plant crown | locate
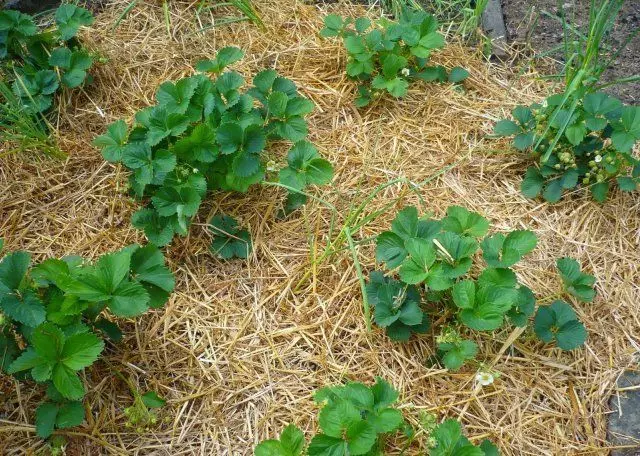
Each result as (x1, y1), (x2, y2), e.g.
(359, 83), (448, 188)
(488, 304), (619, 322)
(494, 91), (640, 202)
(0, 6), (95, 117)
(93, 46), (333, 247)
(368, 205), (590, 370)
(0, 242), (174, 438)
(320, 10), (468, 107)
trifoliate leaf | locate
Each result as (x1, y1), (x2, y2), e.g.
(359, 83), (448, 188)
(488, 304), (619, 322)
(441, 206), (489, 238)
(430, 419), (485, 456)
(55, 5), (94, 41)
(195, 46), (244, 73)
(375, 232), (407, 268)
(556, 257), (596, 302)
(534, 300), (586, 350)
(92, 120), (129, 162)
(146, 108), (190, 146)
(132, 208), (175, 247)
(507, 285), (536, 327)
(209, 215), (252, 260)
(255, 423), (305, 456)
(616, 176), (638, 192)
(438, 339), (478, 371)
(156, 77), (198, 114)
(590, 181), (609, 203)
(130, 244), (174, 308)
(459, 285), (515, 331)
(481, 230), (537, 268)
(0, 291), (46, 328)
(611, 106), (640, 153)
(398, 238), (436, 284)
(217, 122), (244, 154)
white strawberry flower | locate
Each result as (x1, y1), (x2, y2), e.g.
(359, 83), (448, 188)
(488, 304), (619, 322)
(475, 371), (494, 386)
(401, 67), (410, 77)
(594, 155), (602, 163)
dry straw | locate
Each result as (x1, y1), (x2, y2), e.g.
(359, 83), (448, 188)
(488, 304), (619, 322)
(1, 0), (639, 454)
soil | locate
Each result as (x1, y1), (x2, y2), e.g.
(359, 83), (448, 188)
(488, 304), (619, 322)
(501, 0), (640, 104)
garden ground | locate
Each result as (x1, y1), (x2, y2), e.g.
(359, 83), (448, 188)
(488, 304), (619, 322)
(0, 0), (639, 454)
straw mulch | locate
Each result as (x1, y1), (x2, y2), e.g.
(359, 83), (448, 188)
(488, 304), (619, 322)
(1, 0), (639, 454)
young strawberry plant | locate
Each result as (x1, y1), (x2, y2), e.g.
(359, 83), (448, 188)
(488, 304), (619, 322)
(320, 9), (468, 107)
(255, 378), (406, 455)
(0, 5), (95, 145)
(494, 91), (640, 202)
(427, 419), (499, 455)
(0, 242), (175, 439)
(93, 47), (333, 248)
(367, 205), (588, 370)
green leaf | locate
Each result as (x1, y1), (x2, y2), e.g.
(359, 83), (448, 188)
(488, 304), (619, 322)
(494, 120), (520, 136)
(611, 106), (640, 153)
(196, 46), (244, 73)
(107, 280), (150, 317)
(481, 230), (537, 268)
(399, 238), (436, 284)
(345, 420), (376, 454)
(375, 232), (407, 269)
(616, 176), (637, 192)
(93, 120), (129, 162)
(209, 215), (252, 260)
(590, 181), (609, 203)
(534, 300), (586, 350)
(0, 250), (30, 292)
(556, 257), (596, 303)
(542, 178), (564, 203)
(477, 267), (517, 289)
(438, 339), (478, 371)
(448, 67), (469, 83)
(1, 291), (46, 328)
(56, 400), (85, 429)
(156, 77), (198, 114)
(268, 91), (289, 118)
(452, 280), (475, 309)
(459, 285), (515, 331)
(308, 434), (347, 456)
(132, 208), (175, 247)
(35, 401), (58, 438)
(521, 167), (544, 199)
(146, 108), (189, 145)
(55, 4), (94, 41)
(61, 332), (104, 371)
(441, 206), (489, 238)
(217, 122), (244, 154)
(52, 363), (85, 400)
(141, 391), (166, 408)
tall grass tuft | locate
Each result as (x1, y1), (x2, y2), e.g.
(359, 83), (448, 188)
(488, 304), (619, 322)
(0, 81), (62, 158)
(534, 0), (639, 162)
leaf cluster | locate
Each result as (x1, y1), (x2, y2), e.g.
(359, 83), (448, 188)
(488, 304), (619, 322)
(255, 378), (405, 455)
(0, 5), (94, 118)
(428, 419), (499, 456)
(93, 47), (333, 247)
(0, 243), (174, 438)
(320, 10), (468, 107)
(494, 91), (640, 202)
(368, 205), (588, 370)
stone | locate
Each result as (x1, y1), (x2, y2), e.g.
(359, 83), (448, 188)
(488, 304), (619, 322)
(608, 371), (640, 456)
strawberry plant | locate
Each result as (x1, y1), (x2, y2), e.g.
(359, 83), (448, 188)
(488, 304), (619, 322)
(494, 91), (640, 202)
(255, 378), (406, 455)
(209, 214), (252, 259)
(427, 419), (499, 455)
(368, 205), (588, 370)
(320, 9), (468, 107)
(93, 47), (333, 248)
(0, 242), (174, 439)
(0, 5), (94, 117)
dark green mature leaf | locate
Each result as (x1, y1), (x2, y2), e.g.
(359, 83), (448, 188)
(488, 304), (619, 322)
(49, 47), (93, 88)
(375, 232), (407, 268)
(0, 327), (19, 373)
(156, 77), (198, 114)
(521, 167), (544, 199)
(132, 208), (175, 247)
(494, 120), (521, 136)
(55, 4), (94, 41)
(556, 257), (596, 302)
(35, 401), (58, 438)
(534, 300), (586, 350)
(209, 215), (252, 260)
